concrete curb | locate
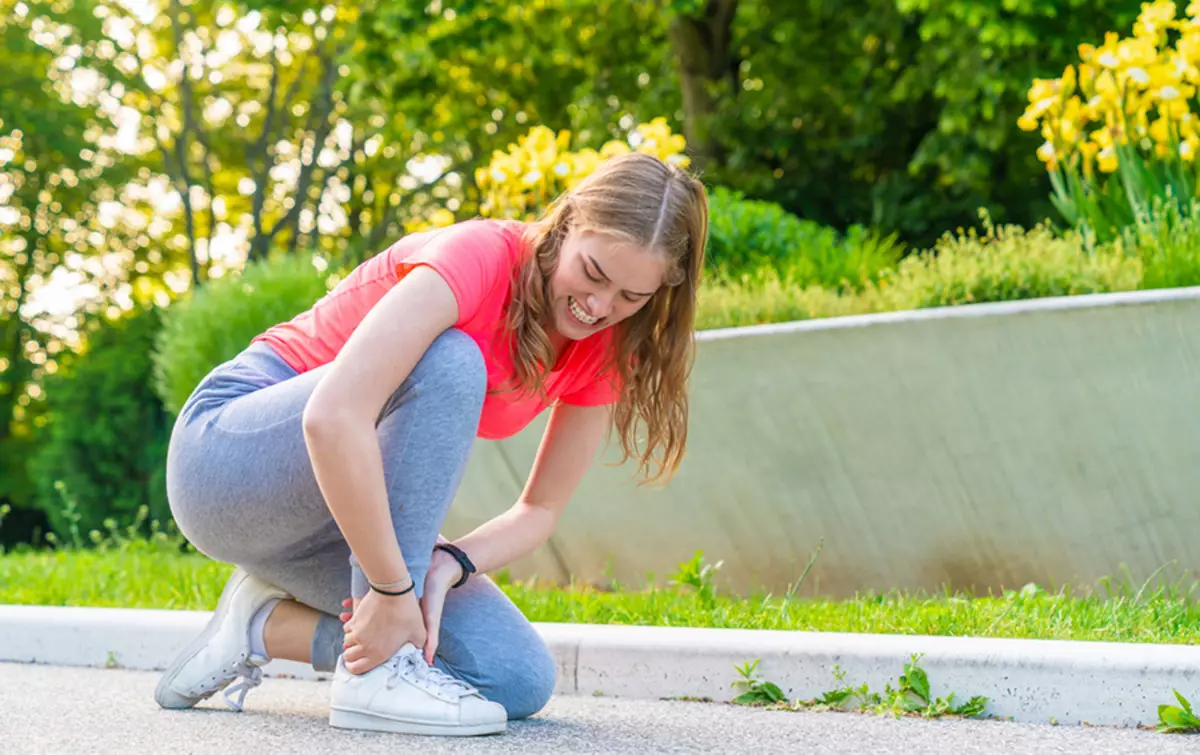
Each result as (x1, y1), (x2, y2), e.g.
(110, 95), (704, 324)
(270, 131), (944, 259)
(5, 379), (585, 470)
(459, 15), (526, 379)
(3, 604), (1198, 728)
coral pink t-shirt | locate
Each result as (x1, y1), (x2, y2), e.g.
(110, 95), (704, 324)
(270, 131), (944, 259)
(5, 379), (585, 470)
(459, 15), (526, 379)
(251, 219), (621, 440)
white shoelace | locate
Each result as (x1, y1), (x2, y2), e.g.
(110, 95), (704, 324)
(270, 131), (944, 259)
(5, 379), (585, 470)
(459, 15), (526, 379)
(386, 652), (479, 699)
(218, 658), (265, 712)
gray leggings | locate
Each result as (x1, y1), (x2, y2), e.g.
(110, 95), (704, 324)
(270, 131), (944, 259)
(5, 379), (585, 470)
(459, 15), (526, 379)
(165, 329), (557, 719)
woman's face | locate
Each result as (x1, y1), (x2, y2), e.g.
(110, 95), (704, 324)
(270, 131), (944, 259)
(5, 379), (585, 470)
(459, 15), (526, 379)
(548, 229), (667, 341)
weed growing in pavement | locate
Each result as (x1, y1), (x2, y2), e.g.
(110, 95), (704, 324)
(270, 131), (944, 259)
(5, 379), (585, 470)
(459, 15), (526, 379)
(1157, 690), (1200, 734)
(731, 660), (787, 705)
(732, 653), (988, 720)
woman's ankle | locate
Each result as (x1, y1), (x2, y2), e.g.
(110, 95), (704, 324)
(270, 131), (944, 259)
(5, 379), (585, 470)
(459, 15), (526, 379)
(262, 599), (322, 664)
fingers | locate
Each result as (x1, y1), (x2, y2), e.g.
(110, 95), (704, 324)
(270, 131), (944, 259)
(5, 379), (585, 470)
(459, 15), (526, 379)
(341, 642), (365, 665)
(344, 654), (383, 676)
(420, 595), (445, 665)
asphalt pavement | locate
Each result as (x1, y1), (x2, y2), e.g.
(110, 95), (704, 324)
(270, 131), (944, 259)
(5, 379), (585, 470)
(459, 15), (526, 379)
(2, 662), (1196, 754)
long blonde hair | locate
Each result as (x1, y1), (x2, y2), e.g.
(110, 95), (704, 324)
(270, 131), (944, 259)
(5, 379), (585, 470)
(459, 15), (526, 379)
(505, 152), (709, 485)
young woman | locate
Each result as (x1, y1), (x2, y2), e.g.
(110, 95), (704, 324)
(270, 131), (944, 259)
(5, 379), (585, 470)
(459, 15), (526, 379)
(155, 152), (708, 737)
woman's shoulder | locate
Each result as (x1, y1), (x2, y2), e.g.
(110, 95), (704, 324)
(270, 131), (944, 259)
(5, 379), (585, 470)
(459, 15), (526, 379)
(385, 217), (528, 264)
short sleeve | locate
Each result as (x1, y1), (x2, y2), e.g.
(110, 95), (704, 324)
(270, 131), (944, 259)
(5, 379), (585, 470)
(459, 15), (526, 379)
(394, 220), (515, 328)
(560, 362), (622, 407)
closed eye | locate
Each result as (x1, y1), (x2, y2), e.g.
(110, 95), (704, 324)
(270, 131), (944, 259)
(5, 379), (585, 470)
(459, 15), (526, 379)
(585, 255), (655, 300)
(582, 259), (603, 283)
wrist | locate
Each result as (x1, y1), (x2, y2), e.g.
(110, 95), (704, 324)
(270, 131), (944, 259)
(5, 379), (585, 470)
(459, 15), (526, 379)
(368, 576), (415, 597)
(432, 548), (465, 581)
(434, 542), (476, 588)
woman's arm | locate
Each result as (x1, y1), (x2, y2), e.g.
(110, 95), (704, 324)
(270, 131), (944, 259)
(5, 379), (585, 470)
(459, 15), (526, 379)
(302, 265), (459, 588)
(447, 401), (612, 575)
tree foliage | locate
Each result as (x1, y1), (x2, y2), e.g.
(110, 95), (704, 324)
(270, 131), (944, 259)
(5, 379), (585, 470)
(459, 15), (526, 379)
(28, 306), (172, 538)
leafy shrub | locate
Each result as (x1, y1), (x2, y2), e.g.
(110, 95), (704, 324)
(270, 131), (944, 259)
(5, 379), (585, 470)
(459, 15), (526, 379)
(696, 216), (1142, 330)
(152, 252), (331, 414)
(888, 216), (1141, 309)
(26, 306), (172, 539)
(705, 186), (904, 290)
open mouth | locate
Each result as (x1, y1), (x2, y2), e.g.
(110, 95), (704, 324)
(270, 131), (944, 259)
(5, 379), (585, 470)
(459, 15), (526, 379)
(567, 296), (600, 326)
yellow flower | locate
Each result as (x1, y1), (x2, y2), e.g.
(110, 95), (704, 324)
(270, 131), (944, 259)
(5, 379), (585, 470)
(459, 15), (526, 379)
(1182, 134), (1200, 160)
(1150, 116), (1172, 143)
(1062, 65), (1078, 96)
(1094, 69), (1121, 103)
(1181, 111), (1197, 137)
(1164, 97), (1192, 119)
(1079, 64), (1097, 96)
(1028, 77), (1060, 103)
(1098, 146), (1119, 172)
(1180, 30), (1200, 66)
(1127, 66), (1152, 86)
(1099, 31), (1123, 68)
(1118, 36), (1160, 68)
(1080, 140), (1101, 178)
(1134, 0), (1179, 40)
(599, 140), (631, 158)
(1037, 140), (1058, 166)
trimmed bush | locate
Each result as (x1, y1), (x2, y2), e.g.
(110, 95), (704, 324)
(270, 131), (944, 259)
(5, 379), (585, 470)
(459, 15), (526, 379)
(705, 187), (903, 291)
(26, 305), (172, 539)
(696, 217), (1142, 330)
(888, 217), (1141, 309)
(152, 252), (331, 415)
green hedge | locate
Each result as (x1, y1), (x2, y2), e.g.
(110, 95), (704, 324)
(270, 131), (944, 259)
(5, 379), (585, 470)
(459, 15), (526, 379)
(152, 252), (331, 415)
(705, 187), (903, 291)
(26, 306), (172, 539)
(696, 217), (1143, 330)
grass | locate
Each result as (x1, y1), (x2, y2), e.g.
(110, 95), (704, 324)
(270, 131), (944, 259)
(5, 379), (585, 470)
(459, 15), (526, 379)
(4, 545), (1200, 646)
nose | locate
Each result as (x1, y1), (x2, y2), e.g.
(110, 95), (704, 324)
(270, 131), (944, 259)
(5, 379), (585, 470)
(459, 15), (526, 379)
(587, 292), (614, 319)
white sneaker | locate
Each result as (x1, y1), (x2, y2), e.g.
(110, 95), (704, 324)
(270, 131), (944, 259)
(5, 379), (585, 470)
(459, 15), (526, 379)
(329, 644), (507, 736)
(154, 567), (289, 712)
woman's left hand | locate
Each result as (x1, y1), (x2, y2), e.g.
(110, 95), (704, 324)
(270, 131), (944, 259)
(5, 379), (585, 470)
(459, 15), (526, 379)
(418, 548), (465, 665)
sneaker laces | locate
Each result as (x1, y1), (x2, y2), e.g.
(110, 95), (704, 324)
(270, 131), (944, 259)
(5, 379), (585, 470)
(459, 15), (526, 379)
(219, 656), (266, 712)
(386, 651), (479, 699)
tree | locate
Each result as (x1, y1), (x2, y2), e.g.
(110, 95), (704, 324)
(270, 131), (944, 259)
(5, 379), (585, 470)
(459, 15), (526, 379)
(0, 0), (146, 537)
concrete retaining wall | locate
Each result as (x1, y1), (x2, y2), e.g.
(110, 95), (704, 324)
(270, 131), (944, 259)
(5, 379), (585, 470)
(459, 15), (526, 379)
(443, 288), (1200, 597)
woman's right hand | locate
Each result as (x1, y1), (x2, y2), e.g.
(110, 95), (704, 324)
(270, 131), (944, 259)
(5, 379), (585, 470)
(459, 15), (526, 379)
(341, 587), (427, 675)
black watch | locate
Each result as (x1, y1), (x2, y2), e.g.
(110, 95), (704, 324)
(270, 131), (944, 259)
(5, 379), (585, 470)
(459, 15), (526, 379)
(435, 543), (476, 588)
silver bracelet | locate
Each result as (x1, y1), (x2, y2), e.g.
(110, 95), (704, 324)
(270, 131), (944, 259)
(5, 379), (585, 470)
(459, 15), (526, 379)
(369, 577), (412, 590)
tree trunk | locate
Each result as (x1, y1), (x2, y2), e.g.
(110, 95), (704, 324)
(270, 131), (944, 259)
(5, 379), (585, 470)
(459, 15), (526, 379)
(668, 0), (739, 173)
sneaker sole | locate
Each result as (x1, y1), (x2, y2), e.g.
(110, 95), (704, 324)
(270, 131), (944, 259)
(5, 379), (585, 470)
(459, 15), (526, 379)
(329, 707), (507, 737)
(154, 568), (253, 710)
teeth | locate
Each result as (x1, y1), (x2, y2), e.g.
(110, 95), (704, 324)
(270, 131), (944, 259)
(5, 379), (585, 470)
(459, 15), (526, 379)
(568, 296), (598, 325)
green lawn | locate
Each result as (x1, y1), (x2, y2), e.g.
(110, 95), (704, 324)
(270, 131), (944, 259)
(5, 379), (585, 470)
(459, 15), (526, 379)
(4, 547), (1199, 645)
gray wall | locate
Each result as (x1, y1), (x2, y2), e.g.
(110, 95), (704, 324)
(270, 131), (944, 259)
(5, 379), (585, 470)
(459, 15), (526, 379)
(442, 288), (1200, 598)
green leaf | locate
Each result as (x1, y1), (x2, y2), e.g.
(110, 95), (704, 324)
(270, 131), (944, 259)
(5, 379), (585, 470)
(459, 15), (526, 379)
(762, 682), (786, 703)
(903, 663), (931, 703)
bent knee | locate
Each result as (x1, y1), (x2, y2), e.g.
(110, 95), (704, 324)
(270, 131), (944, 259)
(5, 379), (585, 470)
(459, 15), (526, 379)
(418, 329), (486, 407)
(485, 643), (558, 720)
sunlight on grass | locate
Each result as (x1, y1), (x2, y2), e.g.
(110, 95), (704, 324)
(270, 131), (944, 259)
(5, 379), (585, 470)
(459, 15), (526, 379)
(4, 549), (1199, 645)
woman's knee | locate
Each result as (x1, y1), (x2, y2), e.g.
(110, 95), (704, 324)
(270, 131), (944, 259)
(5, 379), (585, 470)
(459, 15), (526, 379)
(485, 639), (558, 720)
(412, 329), (487, 411)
